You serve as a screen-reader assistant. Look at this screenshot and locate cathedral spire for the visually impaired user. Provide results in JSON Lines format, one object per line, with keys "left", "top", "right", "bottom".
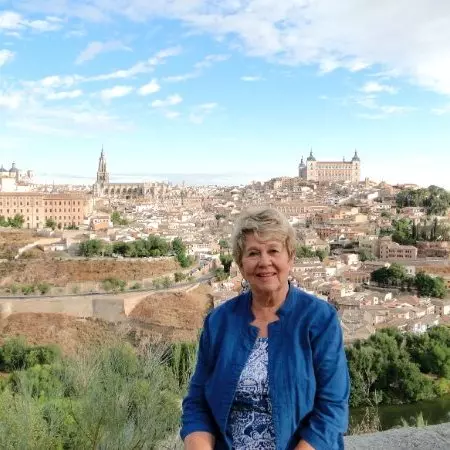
{"left": 97, "top": 147, "right": 109, "bottom": 184}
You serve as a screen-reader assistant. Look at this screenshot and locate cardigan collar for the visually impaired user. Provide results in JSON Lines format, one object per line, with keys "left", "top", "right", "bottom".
{"left": 243, "top": 282, "right": 297, "bottom": 322}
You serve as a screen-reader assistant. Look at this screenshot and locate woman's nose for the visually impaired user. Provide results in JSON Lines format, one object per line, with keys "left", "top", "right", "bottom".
{"left": 258, "top": 251, "right": 271, "bottom": 265}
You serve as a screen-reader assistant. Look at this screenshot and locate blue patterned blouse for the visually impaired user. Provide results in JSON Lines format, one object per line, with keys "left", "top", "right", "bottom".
{"left": 227, "top": 337, "right": 276, "bottom": 449}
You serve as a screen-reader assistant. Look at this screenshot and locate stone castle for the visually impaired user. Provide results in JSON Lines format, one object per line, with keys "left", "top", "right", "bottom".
{"left": 298, "top": 150, "right": 361, "bottom": 184}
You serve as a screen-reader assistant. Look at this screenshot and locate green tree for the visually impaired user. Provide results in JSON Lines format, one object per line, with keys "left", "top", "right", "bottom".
{"left": 45, "top": 218, "right": 57, "bottom": 230}
{"left": 296, "top": 245, "right": 316, "bottom": 259}
{"left": 220, "top": 253, "right": 234, "bottom": 274}
{"left": 7, "top": 214, "right": 25, "bottom": 228}
{"left": 218, "top": 239, "right": 230, "bottom": 251}
{"left": 315, "top": 248, "right": 329, "bottom": 261}
{"left": 359, "top": 248, "right": 376, "bottom": 262}
{"left": 79, "top": 239, "right": 104, "bottom": 257}
{"left": 392, "top": 218, "right": 416, "bottom": 245}
{"left": 111, "top": 211, "right": 128, "bottom": 226}
{"left": 414, "top": 272, "right": 447, "bottom": 298}
{"left": 371, "top": 263, "right": 407, "bottom": 286}
{"left": 172, "top": 237, "right": 193, "bottom": 268}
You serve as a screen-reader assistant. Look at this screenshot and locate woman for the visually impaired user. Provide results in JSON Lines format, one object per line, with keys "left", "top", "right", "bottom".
{"left": 181, "top": 207, "right": 349, "bottom": 450}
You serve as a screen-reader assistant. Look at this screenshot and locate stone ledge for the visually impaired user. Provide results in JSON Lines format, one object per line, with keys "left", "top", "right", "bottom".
{"left": 344, "top": 422, "right": 450, "bottom": 449}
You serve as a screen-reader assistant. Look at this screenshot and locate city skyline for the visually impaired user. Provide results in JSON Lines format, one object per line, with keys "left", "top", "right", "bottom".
{"left": 1, "top": 1, "right": 450, "bottom": 188}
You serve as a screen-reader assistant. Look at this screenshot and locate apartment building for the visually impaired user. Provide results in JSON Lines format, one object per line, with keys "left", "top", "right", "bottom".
{"left": 0, "top": 192, "right": 90, "bottom": 229}
{"left": 379, "top": 236, "right": 418, "bottom": 260}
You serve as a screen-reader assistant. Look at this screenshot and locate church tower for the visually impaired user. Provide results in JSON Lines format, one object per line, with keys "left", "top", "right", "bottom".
{"left": 94, "top": 147, "right": 109, "bottom": 197}
{"left": 96, "top": 146, "right": 109, "bottom": 184}
{"left": 298, "top": 156, "right": 307, "bottom": 179}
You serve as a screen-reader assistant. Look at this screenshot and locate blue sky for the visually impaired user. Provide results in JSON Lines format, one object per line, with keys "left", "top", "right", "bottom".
{"left": 1, "top": 0, "right": 450, "bottom": 187}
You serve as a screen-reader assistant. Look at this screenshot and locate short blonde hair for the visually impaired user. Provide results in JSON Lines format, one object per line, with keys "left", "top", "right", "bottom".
{"left": 231, "top": 207, "right": 296, "bottom": 266}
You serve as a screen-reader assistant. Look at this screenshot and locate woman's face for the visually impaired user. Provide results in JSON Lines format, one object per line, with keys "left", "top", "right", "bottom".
{"left": 239, "top": 233, "right": 293, "bottom": 296}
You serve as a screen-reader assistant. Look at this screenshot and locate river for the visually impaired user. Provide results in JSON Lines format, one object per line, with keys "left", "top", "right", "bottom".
{"left": 350, "top": 395, "right": 450, "bottom": 430}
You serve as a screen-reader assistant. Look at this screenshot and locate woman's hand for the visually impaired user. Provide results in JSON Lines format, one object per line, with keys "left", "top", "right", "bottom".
{"left": 184, "top": 431, "right": 216, "bottom": 450}
{"left": 295, "top": 440, "right": 315, "bottom": 450}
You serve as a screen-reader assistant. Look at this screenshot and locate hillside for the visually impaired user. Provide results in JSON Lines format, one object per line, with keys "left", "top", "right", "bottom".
{"left": 0, "top": 257, "right": 179, "bottom": 286}
{"left": 0, "top": 285, "right": 212, "bottom": 352}
{"left": 128, "top": 285, "right": 213, "bottom": 342}
{"left": 0, "top": 229, "right": 37, "bottom": 259}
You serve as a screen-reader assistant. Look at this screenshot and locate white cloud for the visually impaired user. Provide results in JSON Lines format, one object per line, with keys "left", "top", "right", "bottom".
{"left": 46, "top": 89, "right": 83, "bottom": 100}
{"left": 0, "top": 92, "right": 22, "bottom": 109}
{"left": 39, "top": 75, "right": 82, "bottom": 88}
{"left": 241, "top": 76, "right": 262, "bottom": 82}
{"left": 354, "top": 94, "right": 414, "bottom": 118}
{"left": 0, "top": 11, "right": 62, "bottom": 33}
{"left": 100, "top": 85, "right": 133, "bottom": 100}
{"left": 75, "top": 40, "right": 131, "bottom": 64}
{"left": 164, "top": 111, "right": 180, "bottom": 119}
{"left": 361, "top": 82, "right": 397, "bottom": 94}
{"left": 91, "top": 46, "right": 181, "bottom": 81}
{"left": 137, "top": 79, "right": 160, "bottom": 96}
{"left": 431, "top": 104, "right": 450, "bottom": 115}
{"left": 5, "top": 103, "right": 133, "bottom": 136}
{"left": 189, "top": 102, "right": 218, "bottom": 124}
{"left": 14, "top": 1, "right": 450, "bottom": 95}
{"left": 151, "top": 94, "right": 183, "bottom": 108}
{"left": 0, "top": 49, "right": 14, "bottom": 66}
{"left": 164, "top": 53, "right": 228, "bottom": 83}
{"left": 194, "top": 54, "right": 229, "bottom": 70}
{"left": 164, "top": 72, "right": 199, "bottom": 83}
{"left": 20, "top": 0, "right": 450, "bottom": 95}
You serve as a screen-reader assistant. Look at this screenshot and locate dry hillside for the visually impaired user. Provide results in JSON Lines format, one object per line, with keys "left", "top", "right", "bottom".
{"left": 0, "top": 313, "right": 121, "bottom": 354}
{"left": 0, "top": 286, "right": 213, "bottom": 352}
{"left": 0, "top": 258, "right": 179, "bottom": 286}
{"left": 0, "top": 229, "right": 37, "bottom": 259}
{"left": 129, "top": 285, "right": 213, "bottom": 342}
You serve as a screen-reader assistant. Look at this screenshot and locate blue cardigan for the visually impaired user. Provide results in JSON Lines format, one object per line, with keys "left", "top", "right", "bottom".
{"left": 181, "top": 286, "right": 350, "bottom": 450}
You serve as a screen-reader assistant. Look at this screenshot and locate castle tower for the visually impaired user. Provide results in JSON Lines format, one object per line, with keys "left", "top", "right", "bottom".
{"left": 306, "top": 149, "right": 318, "bottom": 181}
{"left": 351, "top": 149, "right": 361, "bottom": 183}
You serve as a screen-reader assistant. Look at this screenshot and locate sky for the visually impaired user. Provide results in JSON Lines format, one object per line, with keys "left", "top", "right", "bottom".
{"left": 1, "top": 0, "right": 450, "bottom": 187}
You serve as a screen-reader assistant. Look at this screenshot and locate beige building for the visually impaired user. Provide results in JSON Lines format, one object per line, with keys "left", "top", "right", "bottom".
{"left": 0, "top": 192, "right": 89, "bottom": 229}
{"left": 298, "top": 150, "right": 361, "bottom": 184}
{"left": 379, "top": 236, "right": 418, "bottom": 260}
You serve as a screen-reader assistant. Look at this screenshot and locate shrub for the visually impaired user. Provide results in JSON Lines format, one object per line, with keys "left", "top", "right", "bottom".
{"left": 434, "top": 378, "right": 450, "bottom": 396}
{"left": 21, "top": 284, "right": 35, "bottom": 295}
{"left": 102, "top": 277, "right": 126, "bottom": 292}
{"left": 37, "top": 282, "right": 51, "bottom": 295}
{"left": 0, "top": 337, "right": 29, "bottom": 371}
{"left": 174, "top": 272, "right": 186, "bottom": 283}
{"left": 0, "top": 343, "right": 181, "bottom": 449}
{"left": 152, "top": 278, "right": 162, "bottom": 289}
{"left": 71, "top": 285, "right": 80, "bottom": 294}
{"left": 130, "top": 282, "right": 142, "bottom": 290}
{"left": 161, "top": 276, "right": 173, "bottom": 289}
{"left": 9, "top": 284, "right": 19, "bottom": 295}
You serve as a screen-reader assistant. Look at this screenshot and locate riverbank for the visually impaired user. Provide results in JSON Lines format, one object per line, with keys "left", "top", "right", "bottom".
{"left": 350, "top": 395, "right": 450, "bottom": 431}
